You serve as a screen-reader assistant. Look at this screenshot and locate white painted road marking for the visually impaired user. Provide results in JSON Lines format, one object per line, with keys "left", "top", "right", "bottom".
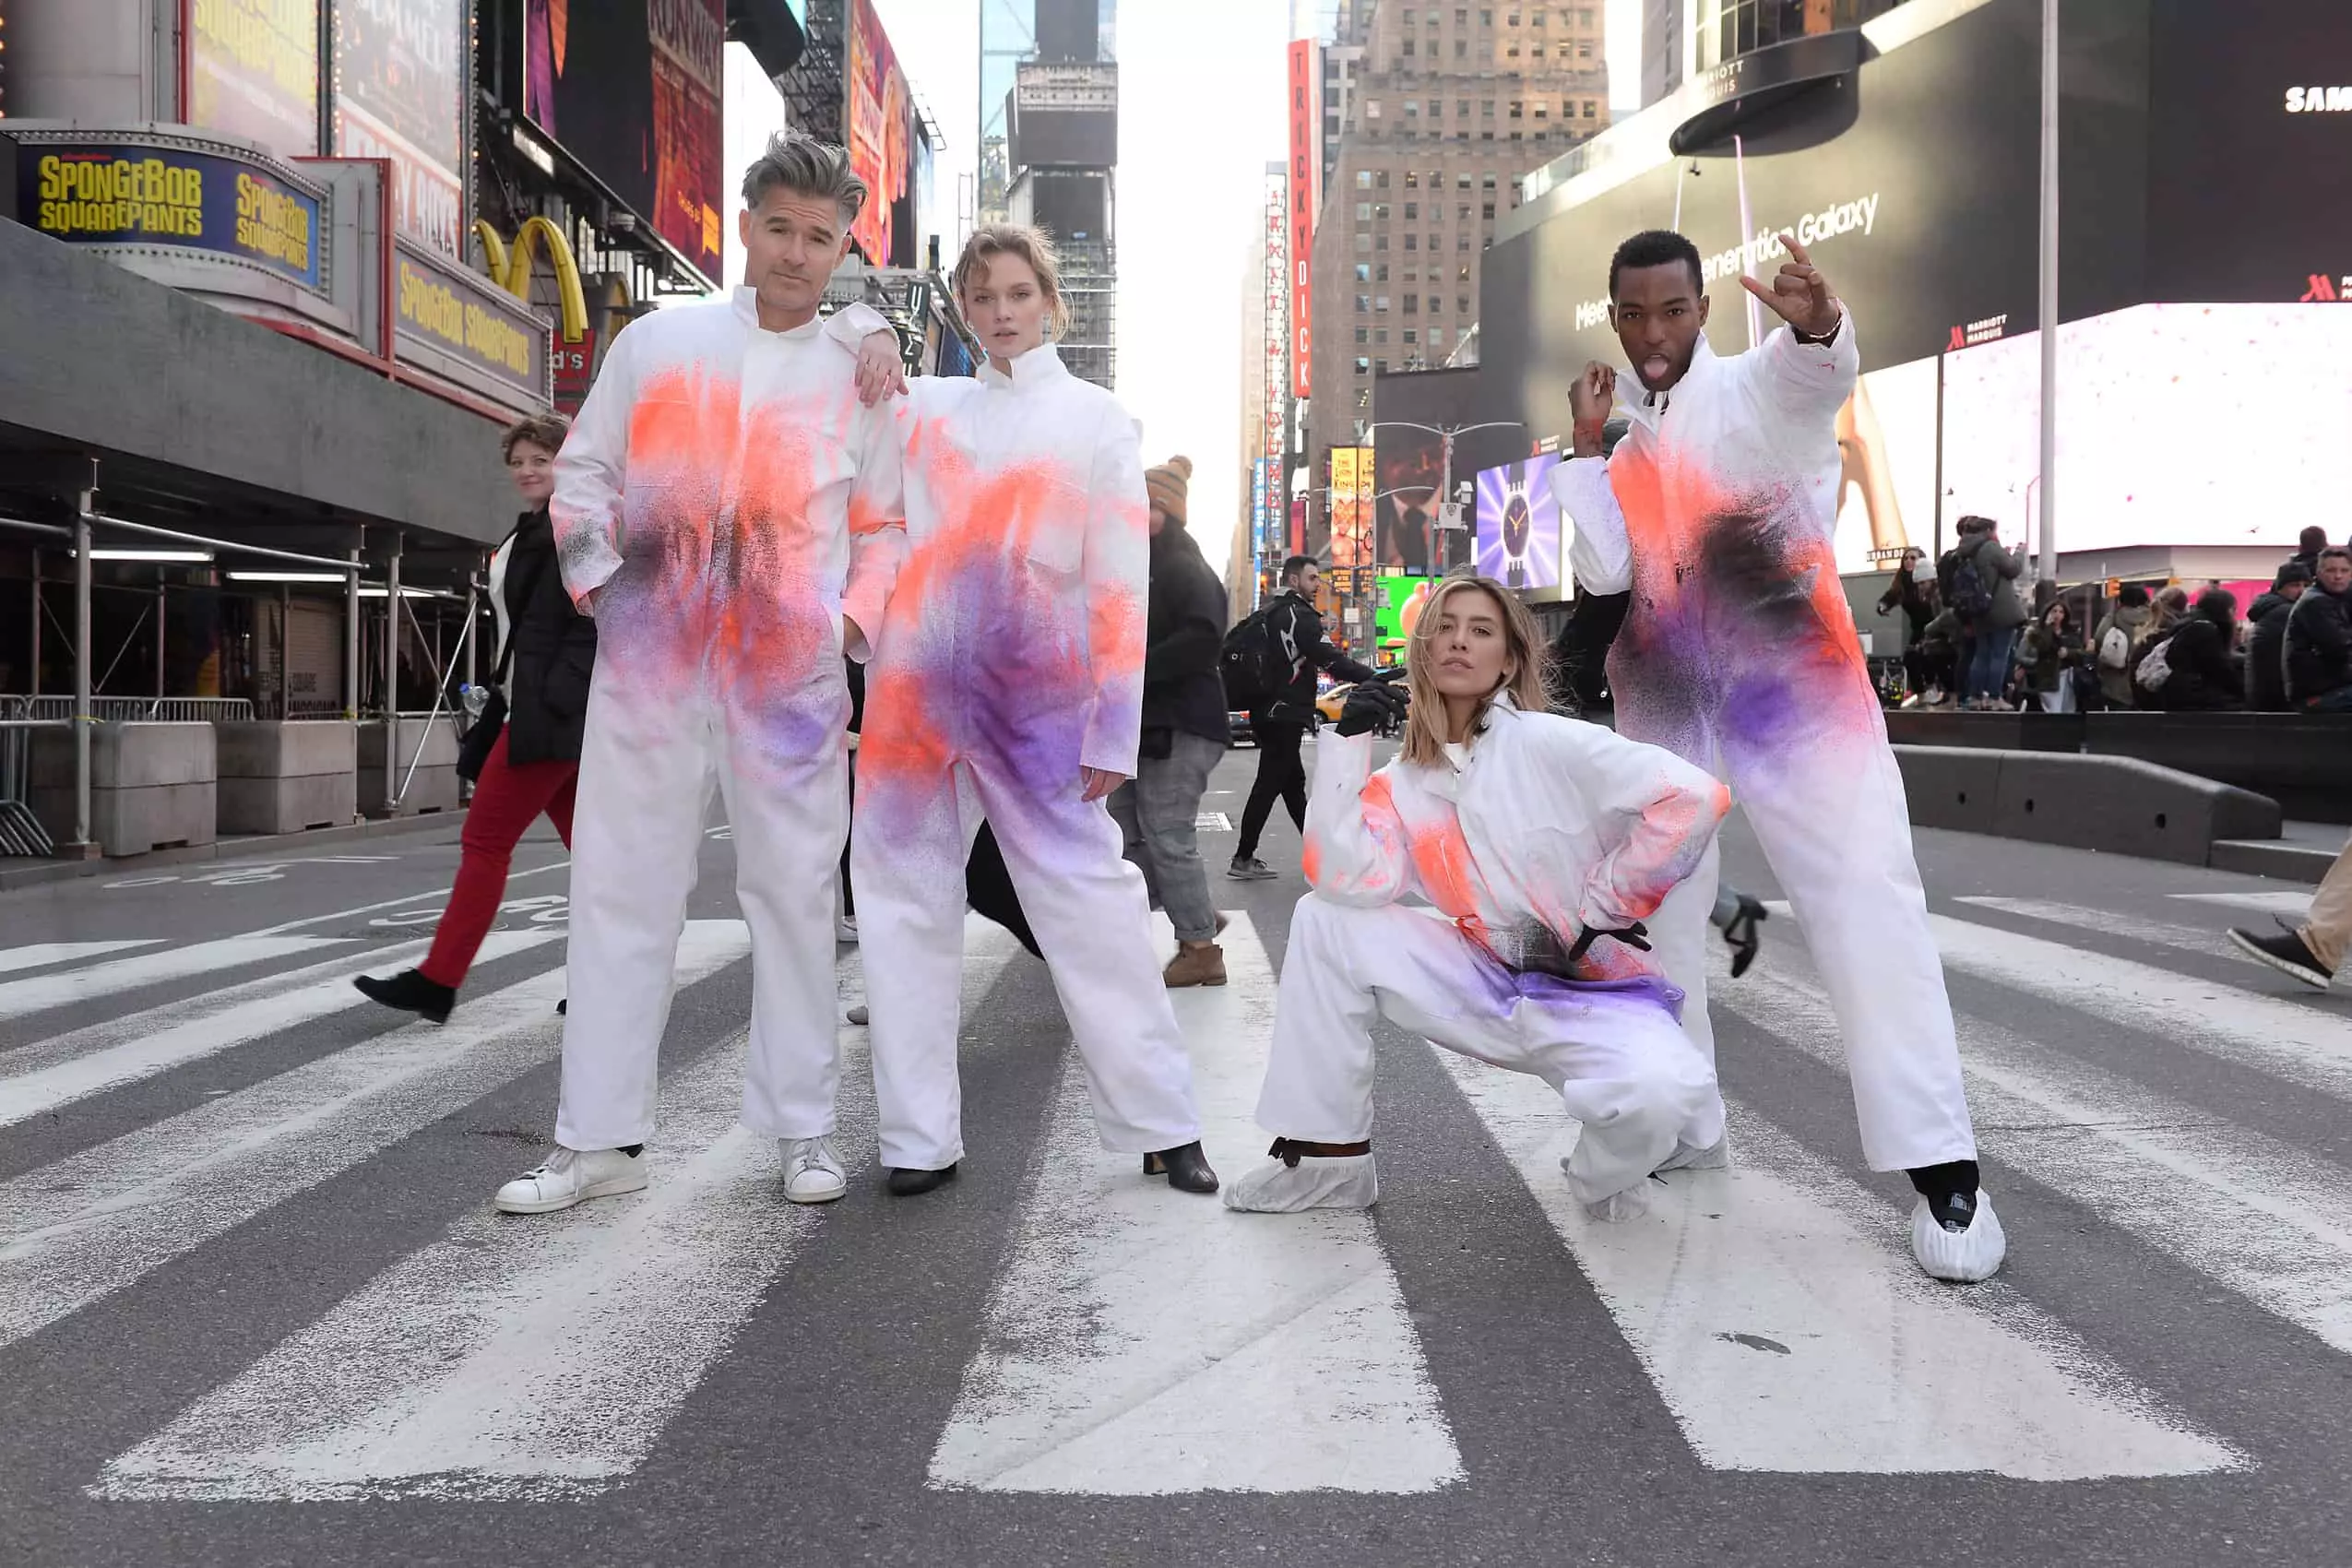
{"left": 0, "top": 932, "right": 557, "bottom": 1128}
{"left": 0, "top": 941, "right": 160, "bottom": 979}
{"left": 2168, "top": 889, "right": 2315, "bottom": 917}
{"left": 928, "top": 914, "right": 1462, "bottom": 1495}
{"left": 97, "top": 993, "right": 863, "bottom": 1502}
{"left": 0, "top": 922, "right": 750, "bottom": 1351}
{"left": 1441, "top": 1050, "right": 2240, "bottom": 1479}
{"left": 1954, "top": 897, "right": 2249, "bottom": 960}
{"left": 0, "top": 937, "right": 352, "bottom": 1022}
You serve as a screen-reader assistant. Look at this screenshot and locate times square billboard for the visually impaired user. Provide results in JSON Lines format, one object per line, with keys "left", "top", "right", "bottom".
{"left": 1479, "top": 0, "right": 2352, "bottom": 576}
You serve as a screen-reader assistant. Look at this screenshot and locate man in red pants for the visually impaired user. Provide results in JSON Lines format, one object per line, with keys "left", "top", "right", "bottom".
{"left": 352, "top": 413, "right": 598, "bottom": 1022}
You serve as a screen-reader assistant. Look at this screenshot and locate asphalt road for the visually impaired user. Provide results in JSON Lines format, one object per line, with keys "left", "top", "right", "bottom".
{"left": 4, "top": 746, "right": 2350, "bottom": 1567}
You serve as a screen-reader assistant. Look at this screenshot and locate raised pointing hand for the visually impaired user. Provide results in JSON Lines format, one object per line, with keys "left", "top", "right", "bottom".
{"left": 1740, "top": 233, "right": 1842, "bottom": 339}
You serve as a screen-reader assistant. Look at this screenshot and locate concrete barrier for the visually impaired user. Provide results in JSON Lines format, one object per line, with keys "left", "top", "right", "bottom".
{"left": 1884, "top": 709, "right": 2084, "bottom": 753}
{"left": 29, "top": 721, "right": 218, "bottom": 856}
{"left": 2084, "top": 711, "right": 2352, "bottom": 825}
{"left": 1892, "top": 745, "right": 2281, "bottom": 867}
{"left": 215, "top": 720, "right": 359, "bottom": 835}
{"left": 358, "top": 717, "right": 462, "bottom": 818}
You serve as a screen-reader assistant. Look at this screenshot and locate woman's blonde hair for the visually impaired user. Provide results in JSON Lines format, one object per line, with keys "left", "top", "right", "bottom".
{"left": 953, "top": 222, "right": 1073, "bottom": 339}
{"left": 1398, "top": 574, "right": 1550, "bottom": 767}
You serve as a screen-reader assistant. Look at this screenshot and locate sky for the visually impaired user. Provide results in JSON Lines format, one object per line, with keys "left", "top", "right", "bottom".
{"left": 724, "top": 0, "right": 1648, "bottom": 576}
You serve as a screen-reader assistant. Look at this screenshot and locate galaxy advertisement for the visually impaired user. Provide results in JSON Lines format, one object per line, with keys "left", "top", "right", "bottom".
{"left": 1473, "top": 455, "right": 1563, "bottom": 594}
{"left": 847, "top": 0, "right": 916, "bottom": 267}
{"left": 333, "top": 0, "right": 467, "bottom": 256}
{"left": 186, "top": 0, "right": 321, "bottom": 162}
{"left": 523, "top": 0, "right": 725, "bottom": 286}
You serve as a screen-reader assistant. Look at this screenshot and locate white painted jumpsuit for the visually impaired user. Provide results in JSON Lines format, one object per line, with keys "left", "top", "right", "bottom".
{"left": 1257, "top": 697, "right": 1729, "bottom": 1207}
{"left": 549, "top": 292, "right": 903, "bottom": 1152}
{"left": 852, "top": 343, "right": 1203, "bottom": 1171}
{"left": 1550, "top": 319, "right": 1980, "bottom": 1172}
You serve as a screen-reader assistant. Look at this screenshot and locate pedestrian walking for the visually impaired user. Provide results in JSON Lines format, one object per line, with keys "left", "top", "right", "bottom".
{"left": 2229, "top": 835, "right": 2352, "bottom": 990}
{"left": 849, "top": 222, "right": 1216, "bottom": 1198}
{"left": 1222, "top": 576, "right": 1728, "bottom": 1219}
{"left": 491, "top": 131, "right": 907, "bottom": 1217}
{"left": 1228, "top": 555, "right": 1377, "bottom": 881}
{"left": 354, "top": 414, "right": 596, "bottom": 1025}
{"left": 1550, "top": 228, "right": 2003, "bottom": 1281}
{"left": 1105, "top": 455, "right": 1233, "bottom": 988}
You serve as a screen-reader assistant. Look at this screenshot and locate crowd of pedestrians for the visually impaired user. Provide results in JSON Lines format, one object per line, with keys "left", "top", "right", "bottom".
{"left": 1882, "top": 520, "right": 2352, "bottom": 716}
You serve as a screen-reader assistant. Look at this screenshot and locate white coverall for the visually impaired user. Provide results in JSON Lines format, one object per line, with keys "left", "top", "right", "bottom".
{"left": 1550, "top": 319, "right": 1979, "bottom": 1172}
{"left": 1257, "top": 697, "right": 1729, "bottom": 1207}
{"left": 852, "top": 344, "right": 1203, "bottom": 1171}
{"left": 549, "top": 292, "right": 904, "bottom": 1152}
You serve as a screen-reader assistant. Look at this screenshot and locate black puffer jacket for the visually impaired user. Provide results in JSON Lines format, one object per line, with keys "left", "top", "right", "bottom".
{"left": 496, "top": 509, "right": 599, "bottom": 765}
{"left": 1140, "top": 523, "right": 1231, "bottom": 749}
{"left": 1257, "top": 590, "right": 1377, "bottom": 725}
{"left": 2244, "top": 591, "right": 2296, "bottom": 711}
{"left": 2287, "top": 585, "right": 2352, "bottom": 706}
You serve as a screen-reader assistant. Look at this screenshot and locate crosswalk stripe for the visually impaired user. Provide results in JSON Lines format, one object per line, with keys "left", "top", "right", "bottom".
{"left": 2168, "top": 890, "right": 2315, "bottom": 917}
{"left": 1719, "top": 963, "right": 2352, "bottom": 1360}
{"left": 0, "top": 937, "right": 352, "bottom": 1022}
{"left": 1953, "top": 897, "right": 2248, "bottom": 959}
{"left": 1438, "top": 1050, "right": 2239, "bottom": 1478}
{"left": 0, "top": 921, "right": 750, "bottom": 1352}
{"left": 928, "top": 913, "right": 1462, "bottom": 1494}
{"left": 1924, "top": 914, "right": 2352, "bottom": 1104}
{"left": 96, "top": 1000, "right": 865, "bottom": 1502}
{"left": 0, "top": 941, "right": 161, "bottom": 979}
{"left": 0, "top": 932, "right": 558, "bottom": 1129}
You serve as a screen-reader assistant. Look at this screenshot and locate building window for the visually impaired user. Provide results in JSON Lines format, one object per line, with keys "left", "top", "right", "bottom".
{"left": 1455, "top": 38, "right": 1468, "bottom": 57}
{"left": 1356, "top": 170, "right": 1372, "bottom": 189}
{"left": 1355, "top": 327, "right": 1370, "bottom": 344}
{"left": 1404, "top": 39, "right": 1416, "bottom": 56}
{"left": 1376, "top": 233, "right": 1389, "bottom": 251}
{"left": 1355, "top": 293, "right": 1372, "bottom": 312}
{"left": 1458, "top": 293, "right": 1471, "bottom": 311}
{"left": 1376, "top": 264, "right": 1389, "bottom": 280}
{"left": 1458, "top": 173, "right": 1473, "bottom": 191}
{"left": 1455, "top": 6, "right": 1467, "bottom": 21}
{"left": 1358, "top": 388, "right": 1372, "bottom": 411}
{"left": 1375, "top": 295, "right": 1391, "bottom": 312}
{"left": 1357, "top": 202, "right": 1372, "bottom": 222}
{"left": 1510, "top": 101, "right": 1523, "bottom": 118}
{"left": 1354, "top": 357, "right": 1372, "bottom": 376}
{"left": 1355, "top": 263, "right": 1372, "bottom": 281}
{"left": 1405, "top": 100, "right": 1420, "bottom": 117}
{"left": 1431, "top": 327, "right": 1449, "bottom": 350}
{"left": 1367, "top": 100, "right": 1382, "bottom": 118}
{"left": 1479, "top": 8, "right": 1492, "bottom": 23}
{"left": 1482, "top": 172, "right": 1497, "bottom": 189}
{"left": 1405, "top": 202, "right": 1420, "bottom": 220}
{"left": 1355, "top": 233, "right": 1371, "bottom": 253}
{"left": 1377, "top": 170, "right": 1391, "bottom": 187}
{"left": 1404, "top": 6, "right": 1416, "bottom": 22}
{"left": 1404, "top": 328, "right": 1419, "bottom": 344}
{"left": 1534, "top": 101, "right": 1549, "bottom": 119}
{"left": 1429, "top": 233, "right": 1441, "bottom": 254}
{"left": 1507, "top": 8, "right": 1521, "bottom": 22}
{"left": 1483, "top": 202, "right": 1495, "bottom": 220}
{"left": 1457, "top": 99, "right": 1472, "bottom": 118}
{"left": 1404, "top": 296, "right": 1419, "bottom": 315}
{"left": 1482, "top": 100, "right": 1495, "bottom": 117}
{"left": 1532, "top": 6, "right": 1546, "bottom": 25}
{"left": 1405, "top": 172, "right": 1420, "bottom": 189}
{"left": 1428, "top": 294, "right": 1443, "bottom": 312}
{"left": 1507, "top": 42, "right": 1519, "bottom": 57}
{"left": 1375, "top": 328, "right": 1389, "bottom": 344}
{"left": 1584, "top": 100, "right": 1598, "bottom": 118}
{"left": 1457, "top": 232, "right": 1471, "bottom": 251}
{"left": 1406, "top": 234, "right": 1419, "bottom": 251}
{"left": 1376, "top": 360, "right": 1389, "bottom": 374}
{"left": 1374, "top": 203, "right": 1391, "bottom": 220}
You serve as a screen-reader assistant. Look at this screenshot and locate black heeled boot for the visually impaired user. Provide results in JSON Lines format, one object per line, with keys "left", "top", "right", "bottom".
{"left": 352, "top": 968, "right": 455, "bottom": 1025}
{"left": 1142, "top": 1141, "right": 1219, "bottom": 1194}
{"left": 886, "top": 1163, "right": 959, "bottom": 1197}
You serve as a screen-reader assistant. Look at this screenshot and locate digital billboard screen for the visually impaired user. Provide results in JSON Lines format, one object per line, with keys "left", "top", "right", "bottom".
{"left": 846, "top": 0, "right": 916, "bottom": 267}
{"left": 1474, "top": 454, "right": 1563, "bottom": 592}
{"left": 524, "top": 0, "right": 724, "bottom": 285}
{"left": 187, "top": 0, "right": 320, "bottom": 162}
{"left": 333, "top": 0, "right": 467, "bottom": 255}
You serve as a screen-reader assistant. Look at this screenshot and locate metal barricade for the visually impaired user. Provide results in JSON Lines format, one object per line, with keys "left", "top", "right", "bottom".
{"left": 6, "top": 695, "right": 253, "bottom": 723}
{"left": 0, "top": 706, "right": 61, "bottom": 856}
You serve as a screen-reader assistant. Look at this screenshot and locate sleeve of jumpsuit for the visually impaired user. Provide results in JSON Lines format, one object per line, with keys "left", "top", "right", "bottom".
{"left": 1550, "top": 457, "right": 1633, "bottom": 596}
{"left": 1751, "top": 315, "right": 1861, "bottom": 436}
{"left": 1531, "top": 719, "right": 1731, "bottom": 934}
{"left": 1299, "top": 730, "right": 1418, "bottom": 908}
{"left": 548, "top": 321, "right": 640, "bottom": 610}
{"left": 837, "top": 383, "right": 908, "bottom": 664}
{"left": 1077, "top": 402, "right": 1152, "bottom": 777}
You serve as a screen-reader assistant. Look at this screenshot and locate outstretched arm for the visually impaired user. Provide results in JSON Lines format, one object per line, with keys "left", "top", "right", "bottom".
{"left": 1744, "top": 234, "right": 1859, "bottom": 425}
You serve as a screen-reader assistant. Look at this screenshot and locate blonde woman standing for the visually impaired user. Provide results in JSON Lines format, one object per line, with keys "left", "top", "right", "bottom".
{"left": 850, "top": 224, "right": 1216, "bottom": 1197}
{"left": 1224, "top": 576, "right": 1728, "bottom": 1221}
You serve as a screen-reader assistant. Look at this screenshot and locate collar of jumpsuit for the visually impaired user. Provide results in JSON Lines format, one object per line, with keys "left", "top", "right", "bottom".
{"left": 1428, "top": 693, "right": 1521, "bottom": 801}
{"left": 727, "top": 285, "right": 830, "bottom": 339}
{"left": 977, "top": 340, "right": 1070, "bottom": 391}
{"left": 1630, "top": 330, "right": 1725, "bottom": 420}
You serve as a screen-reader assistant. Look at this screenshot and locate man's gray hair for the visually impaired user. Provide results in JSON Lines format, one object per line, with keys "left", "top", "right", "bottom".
{"left": 741, "top": 130, "right": 869, "bottom": 228}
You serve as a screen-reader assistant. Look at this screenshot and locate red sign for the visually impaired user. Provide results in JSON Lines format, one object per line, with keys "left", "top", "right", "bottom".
{"left": 1288, "top": 40, "right": 1316, "bottom": 401}
{"left": 552, "top": 329, "right": 599, "bottom": 415}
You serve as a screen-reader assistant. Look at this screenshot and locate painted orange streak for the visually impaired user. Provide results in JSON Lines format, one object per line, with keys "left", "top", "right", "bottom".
{"left": 628, "top": 365, "right": 742, "bottom": 472}
{"left": 1406, "top": 814, "right": 1480, "bottom": 925}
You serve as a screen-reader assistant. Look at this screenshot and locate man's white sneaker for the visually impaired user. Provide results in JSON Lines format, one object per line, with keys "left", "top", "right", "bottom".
{"left": 1583, "top": 1185, "right": 1653, "bottom": 1223}
{"left": 781, "top": 1136, "right": 848, "bottom": 1204}
{"left": 493, "top": 1146, "right": 647, "bottom": 1215}
{"left": 1911, "top": 1190, "right": 2007, "bottom": 1282}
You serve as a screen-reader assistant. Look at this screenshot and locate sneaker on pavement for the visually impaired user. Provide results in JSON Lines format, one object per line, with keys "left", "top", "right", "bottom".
{"left": 493, "top": 1146, "right": 647, "bottom": 1215}
{"left": 2228, "top": 926, "right": 2332, "bottom": 990}
{"left": 1227, "top": 856, "right": 1277, "bottom": 881}
{"left": 837, "top": 915, "right": 860, "bottom": 944}
{"left": 781, "top": 1135, "right": 848, "bottom": 1204}
{"left": 1582, "top": 1184, "right": 1653, "bottom": 1223}
{"left": 1910, "top": 1189, "right": 2007, "bottom": 1282}
{"left": 1163, "top": 942, "right": 1228, "bottom": 988}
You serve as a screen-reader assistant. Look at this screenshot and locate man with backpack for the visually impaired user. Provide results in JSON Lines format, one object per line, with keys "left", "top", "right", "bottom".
{"left": 2089, "top": 585, "right": 2155, "bottom": 709}
{"left": 1950, "top": 515, "right": 2027, "bottom": 707}
{"left": 1226, "top": 555, "right": 1380, "bottom": 880}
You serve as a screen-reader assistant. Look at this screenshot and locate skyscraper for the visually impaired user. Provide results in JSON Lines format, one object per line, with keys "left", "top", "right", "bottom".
{"left": 1642, "top": 0, "right": 1687, "bottom": 107}
{"left": 977, "top": 0, "right": 1119, "bottom": 387}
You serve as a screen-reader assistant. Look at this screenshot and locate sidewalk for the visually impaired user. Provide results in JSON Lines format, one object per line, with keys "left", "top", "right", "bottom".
{"left": 2211, "top": 820, "right": 2344, "bottom": 885}
{"left": 0, "top": 811, "right": 465, "bottom": 894}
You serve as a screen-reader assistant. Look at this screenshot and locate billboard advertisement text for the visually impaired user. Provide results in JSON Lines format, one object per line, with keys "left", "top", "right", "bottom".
{"left": 334, "top": 0, "right": 467, "bottom": 255}
{"left": 847, "top": 0, "right": 915, "bottom": 267}
{"left": 187, "top": 0, "right": 321, "bottom": 161}
{"left": 18, "top": 142, "right": 323, "bottom": 291}
{"left": 1329, "top": 446, "right": 1372, "bottom": 572}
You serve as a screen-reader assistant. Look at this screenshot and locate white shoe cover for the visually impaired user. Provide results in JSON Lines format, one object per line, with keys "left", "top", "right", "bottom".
{"left": 1654, "top": 1134, "right": 1730, "bottom": 1173}
{"left": 1911, "top": 1191, "right": 2008, "bottom": 1282}
{"left": 1220, "top": 1153, "right": 1378, "bottom": 1212}
{"left": 1582, "top": 1184, "right": 1653, "bottom": 1223}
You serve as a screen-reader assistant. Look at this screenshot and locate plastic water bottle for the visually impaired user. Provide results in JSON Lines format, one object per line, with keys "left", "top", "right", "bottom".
{"left": 459, "top": 683, "right": 489, "bottom": 721}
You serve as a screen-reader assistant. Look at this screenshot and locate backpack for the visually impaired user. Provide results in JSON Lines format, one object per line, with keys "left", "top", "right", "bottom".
{"left": 2097, "top": 622, "right": 2132, "bottom": 671}
{"left": 1219, "top": 602, "right": 1294, "bottom": 712}
{"left": 1947, "top": 552, "right": 1993, "bottom": 621}
{"left": 2135, "top": 633, "right": 2176, "bottom": 693}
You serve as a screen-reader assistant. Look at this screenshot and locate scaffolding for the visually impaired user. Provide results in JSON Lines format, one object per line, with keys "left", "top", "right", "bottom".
{"left": 1055, "top": 239, "right": 1118, "bottom": 390}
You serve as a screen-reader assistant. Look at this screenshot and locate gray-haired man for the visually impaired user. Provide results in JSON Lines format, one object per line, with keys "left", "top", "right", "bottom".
{"left": 494, "top": 131, "right": 906, "bottom": 1215}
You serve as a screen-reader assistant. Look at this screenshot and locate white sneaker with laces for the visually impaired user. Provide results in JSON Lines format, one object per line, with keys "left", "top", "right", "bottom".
{"left": 493, "top": 1146, "right": 647, "bottom": 1215}
{"left": 781, "top": 1135, "right": 848, "bottom": 1204}
{"left": 1911, "top": 1190, "right": 2007, "bottom": 1282}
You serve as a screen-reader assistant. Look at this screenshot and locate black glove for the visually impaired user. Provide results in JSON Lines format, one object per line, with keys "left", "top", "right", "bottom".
{"left": 1335, "top": 668, "right": 1410, "bottom": 737}
{"left": 1566, "top": 921, "right": 1652, "bottom": 963}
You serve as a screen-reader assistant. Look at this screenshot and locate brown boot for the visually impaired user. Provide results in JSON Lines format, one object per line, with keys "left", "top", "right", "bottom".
{"left": 1163, "top": 941, "right": 1228, "bottom": 988}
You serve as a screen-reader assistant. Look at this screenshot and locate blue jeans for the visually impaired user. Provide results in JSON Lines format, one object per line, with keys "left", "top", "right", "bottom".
{"left": 1965, "top": 625, "right": 2018, "bottom": 704}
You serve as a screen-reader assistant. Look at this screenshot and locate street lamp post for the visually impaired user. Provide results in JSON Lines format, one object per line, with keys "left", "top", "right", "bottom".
{"left": 1362, "top": 419, "right": 1530, "bottom": 559}
{"left": 2037, "top": 0, "right": 2061, "bottom": 588}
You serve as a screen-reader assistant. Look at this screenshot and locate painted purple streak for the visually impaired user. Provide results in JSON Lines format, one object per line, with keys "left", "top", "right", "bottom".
{"left": 1455, "top": 929, "right": 1686, "bottom": 1025}
{"left": 1717, "top": 667, "right": 1807, "bottom": 756}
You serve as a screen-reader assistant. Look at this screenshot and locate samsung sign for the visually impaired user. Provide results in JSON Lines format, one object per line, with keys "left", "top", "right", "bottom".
{"left": 2286, "top": 86, "right": 2352, "bottom": 112}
